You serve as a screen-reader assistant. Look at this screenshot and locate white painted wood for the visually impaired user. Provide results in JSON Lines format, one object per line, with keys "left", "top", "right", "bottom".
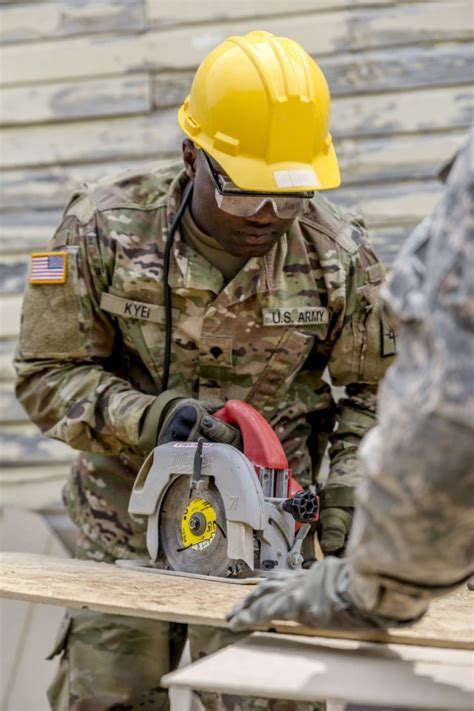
{"left": 0, "top": 382, "right": 27, "bottom": 421}
{"left": 332, "top": 85, "right": 474, "bottom": 138}
{"left": 0, "top": 0, "right": 144, "bottom": 45}
{"left": 0, "top": 340, "right": 16, "bottom": 381}
{"left": 0, "top": 132, "right": 465, "bottom": 215}
{"left": 2, "top": 85, "right": 470, "bottom": 170}
{"left": 0, "top": 294, "right": 22, "bottom": 338}
{"left": 146, "top": 0, "right": 395, "bottom": 25}
{"left": 2, "top": 2, "right": 471, "bottom": 86}
{"left": 152, "top": 43, "right": 474, "bottom": 108}
{"left": 0, "top": 465, "right": 70, "bottom": 510}
{"left": 0, "top": 112, "right": 182, "bottom": 169}
{"left": 0, "top": 75, "right": 150, "bottom": 125}
{"left": 1, "top": 424, "right": 75, "bottom": 464}
{"left": 162, "top": 632, "right": 474, "bottom": 708}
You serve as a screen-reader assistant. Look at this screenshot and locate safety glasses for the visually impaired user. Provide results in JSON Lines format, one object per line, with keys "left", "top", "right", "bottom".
{"left": 201, "top": 151, "right": 314, "bottom": 218}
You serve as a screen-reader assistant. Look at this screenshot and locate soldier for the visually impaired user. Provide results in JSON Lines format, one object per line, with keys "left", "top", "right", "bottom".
{"left": 229, "top": 134, "right": 474, "bottom": 634}
{"left": 15, "top": 31, "right": 394, "bottom": 711}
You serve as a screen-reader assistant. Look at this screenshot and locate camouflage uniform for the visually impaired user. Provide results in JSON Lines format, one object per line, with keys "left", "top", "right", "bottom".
{"left": 348, "top": 133, "right": 474, "bottom": 622}
{"left": 229, "top": 135, "right": 474, "bottom": 636}
{"left": 15, "top": 160, "right": 392, "bottom": 709}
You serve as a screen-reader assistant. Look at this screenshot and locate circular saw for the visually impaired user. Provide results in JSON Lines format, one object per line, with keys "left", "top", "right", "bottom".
{"left": 126, "top": 400, "right": 319, "bottom": 579}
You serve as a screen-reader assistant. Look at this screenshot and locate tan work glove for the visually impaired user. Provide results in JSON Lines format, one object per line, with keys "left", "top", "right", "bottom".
{"left": 319, "top": 507, "right": 354, "bottom": 556}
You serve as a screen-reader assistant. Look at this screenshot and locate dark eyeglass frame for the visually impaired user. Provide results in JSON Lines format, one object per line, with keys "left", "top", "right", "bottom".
{"left": 201, "top": 151, "right": 315, "bottom": 200}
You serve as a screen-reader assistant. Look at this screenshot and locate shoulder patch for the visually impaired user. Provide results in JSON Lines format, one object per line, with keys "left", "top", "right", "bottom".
{"left": 30, "top": 252, "right": 67, "bottom": 284}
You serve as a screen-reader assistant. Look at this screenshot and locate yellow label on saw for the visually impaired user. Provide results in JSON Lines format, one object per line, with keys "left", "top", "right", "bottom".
{"left": 181, "top": 498, "right": 217, "bottom": 550}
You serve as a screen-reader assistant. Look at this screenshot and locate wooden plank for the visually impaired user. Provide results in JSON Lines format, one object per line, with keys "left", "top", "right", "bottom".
{"left": 1, "top": 425, "right": 74, "bottom": 465}
{"left": 162, "top": 632, "right": 474, "bottom": 708}
{"left": 0, "top": 75, "right": 150, "bottom": 126}
{"left": 331, "top": 180, "right": 443, "bottom": 228}
{"left": 146, "top": 0, "right": 395, "bottom": 25}
{"left": 1, "top": 466, "right": 70, "bottom": 510}
{"left": 0, "top": 160, "right": 153, "bottom": 211}
{"left": 336, "top": 130, "right": 467, "bottom": 185}
{"left": 0, "top": 382, "right": 27, "bottom": 422}
{"left": 0, "top": 186, "right": 436, "bottom": 297}
{"left": 0, "top": 295, "right": 22, "bottom": 338}
{"left": 153, "top": 43, "right": 474, "bottom": 108}
{"left": 2, "top": 84, "right": 470, "bottom": 170}
{"left": 0, "top": 340, "right": 16, "bottom": 381}
{"left": 332, "top": 85, "right": 473, "bottom": 138}
{"left": 0, "top": 112, "right": 182, "bottom": 169}
{"left": 0, "top": 0, "right": 145, "bottom": 45}
{"left": 322, "top": 41, "right": 474, "bottom": 97}
{"left": 0, "top": 255, "right": 29, "bottom": 295}
{"left": 0, "top": 132, "right": 465, "bottom": 213}
{"left": 2, "top": 2, "right": 471, "bottom": 86}
{"left": 0, "top": 553, "right": 472, "bottom": 649}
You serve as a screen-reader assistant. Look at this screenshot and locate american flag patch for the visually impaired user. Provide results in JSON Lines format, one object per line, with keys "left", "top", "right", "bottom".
{"left": 30, "top": 252, "right": 67, "bottom": 284}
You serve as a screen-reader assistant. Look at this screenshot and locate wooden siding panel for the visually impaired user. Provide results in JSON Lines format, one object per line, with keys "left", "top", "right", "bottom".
{"left": 0, "top": 340, "right": 16, "bottom": 382}
{"left": 2, "top": 2, "right": 471, "bottom": 86}
{"left": 332, "top": 85, "right": 474, "bottom": 137}
{"left": 321, "top": 42, "right": 474, "bottom": 97}
{"left": 0, "top": 132, "right": 466, "bottom": 213}
{"left": 146, "top": 0, "right": 395, "bottom": 26}
{"left": 153, "top": 43, "right": 474, "bottom": 108}
{"left": 0, "top": 75, "right": 151, "bottom": 126}
{"left": 2, "top": 85, "right": 471, "bottom": 170}
{"left": 0, "top": 0, "right": 145, "bottom": 45}
{"left": 0, "top": 113, "right": 182, "bottom": 169}
{"left": 331, "top": 180, "right": 443, "bottom": 228}
{"left": 1, "top": 426, "right": 74, "bottom": 464}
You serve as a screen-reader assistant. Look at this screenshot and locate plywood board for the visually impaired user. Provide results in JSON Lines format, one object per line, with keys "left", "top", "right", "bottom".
{"left": 2, "top": 2, "right": 471, "bottom": 86}
{"left": 1, "top": 553, "right": 472, "bottom": 650}
{"left": 162, "top": 633, "right": 474, "bottom": 709}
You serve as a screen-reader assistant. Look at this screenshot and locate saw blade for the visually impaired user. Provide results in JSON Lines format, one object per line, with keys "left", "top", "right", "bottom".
{"left": 159, "top": 475, "right": 233, "bottom": 577}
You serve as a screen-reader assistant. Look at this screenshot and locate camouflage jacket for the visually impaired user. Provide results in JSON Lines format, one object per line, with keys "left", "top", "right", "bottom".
{"left": 347, "top": 134, "right": 474, "bottom": 622}
{"left": 15, "top": 161, "right": 393, "bottom": 558}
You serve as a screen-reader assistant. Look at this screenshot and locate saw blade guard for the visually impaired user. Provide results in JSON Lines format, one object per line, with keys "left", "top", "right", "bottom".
{"left": 129, "top": 441, "right": 267, "bottom": 569}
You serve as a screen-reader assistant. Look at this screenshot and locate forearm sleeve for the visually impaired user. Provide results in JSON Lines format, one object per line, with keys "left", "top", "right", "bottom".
{"left": 15, "top": 211, "right": 156, "bottom": 456}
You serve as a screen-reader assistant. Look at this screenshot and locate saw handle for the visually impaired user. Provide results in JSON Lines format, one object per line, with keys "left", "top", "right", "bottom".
{"left": 213, "top": 400, "right": 288, "bottom": 470}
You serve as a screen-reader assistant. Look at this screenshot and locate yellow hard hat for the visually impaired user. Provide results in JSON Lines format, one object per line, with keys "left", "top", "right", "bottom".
{"left": 178, "top": 30, "right": 340, "bottom": 193}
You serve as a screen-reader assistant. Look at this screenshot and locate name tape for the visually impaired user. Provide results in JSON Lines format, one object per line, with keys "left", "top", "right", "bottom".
{"left": 263, "top": 307, "right": 329, "bottom": 327}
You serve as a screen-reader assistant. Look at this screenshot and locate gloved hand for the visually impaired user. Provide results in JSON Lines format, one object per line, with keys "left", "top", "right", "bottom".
{"left": 319, "top": 507, "right": 353, "bottom": 556}
{"left": 158, "top": 398, "right": 242, "bottom": 448}
{"left": 227, "top": 557, "right": 382, "bottom": 632}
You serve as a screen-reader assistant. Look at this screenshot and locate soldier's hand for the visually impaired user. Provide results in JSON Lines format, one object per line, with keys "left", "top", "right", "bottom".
{"left": 158, "top": 398, "right": 242, "bottom": 448}
{"left": 227, "top": 558, "right": 376, "bottom": 631}
{"left": 319, "top": 507, "right": 353, "bottom": 556}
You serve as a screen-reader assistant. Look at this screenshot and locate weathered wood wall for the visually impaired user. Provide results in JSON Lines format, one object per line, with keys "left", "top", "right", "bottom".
{"left": 1, "top": 0, "right": 473, "bottom": 506}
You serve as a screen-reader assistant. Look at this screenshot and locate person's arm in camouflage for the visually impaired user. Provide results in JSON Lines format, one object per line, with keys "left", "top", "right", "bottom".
{"left": 14, "top": 202, "right": 174, "bottom": 457}
{"left": 319, "top": 222, "right": 395, "bottom": 554}
{"left": 347, "top": 134, "right": 474, "bottom": 622}
{"left": 228, "top": 135, "right": 473, "bottom": 632}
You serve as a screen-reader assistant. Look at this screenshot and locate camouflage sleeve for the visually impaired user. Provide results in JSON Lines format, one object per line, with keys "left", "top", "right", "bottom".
{"left": 347, "top": 135, "right": 474, "bottom": 622}
{"left": 14, "top": 201, "right": 159, "bottom": 456}
{"left": 322, "top": 223, "right": 395, "bottom": 503}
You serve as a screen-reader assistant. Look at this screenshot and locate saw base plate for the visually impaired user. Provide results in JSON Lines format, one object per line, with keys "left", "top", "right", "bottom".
{"left": 115, "top": 559, "right": 262, "bottom": 585}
